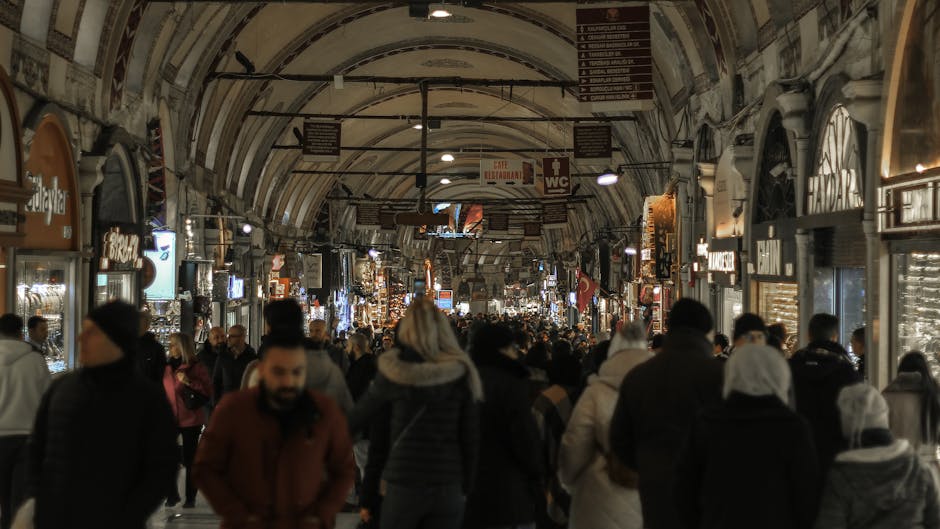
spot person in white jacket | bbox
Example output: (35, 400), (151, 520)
(0, 314), (50, 529)
(558, 322), (650, 529)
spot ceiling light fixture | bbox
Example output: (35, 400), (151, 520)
(441, 153), (455, 162)
(430, 3), (452, 18)
(413, 123), (423, 130)
(440, 178), (452, 185)
(597, 168), (619, 186)
(242, 223), (253, 234)
(916, 163), (927, 174)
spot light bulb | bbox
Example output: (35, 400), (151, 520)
(440, 178), (452, 185)
(916, 163), (927, 174)
(413, 124), (423, 130)
(441, 153), (455, 162)
(242, 223), (253, 234)
(430, 8), (452, 18)
(597, 170), (619, 186)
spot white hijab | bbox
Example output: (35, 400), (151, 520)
(723, 344), (792, 405)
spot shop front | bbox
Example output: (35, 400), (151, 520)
(638, 194), (677, 335)
(706, 237), (743, 339)
(15, 112), (81, 372)
(802, 103), (867, 346)
(749, 221), (799, 349)
(92, 143), (143, 306)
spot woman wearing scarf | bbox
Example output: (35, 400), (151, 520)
(348, 297), (483, 529)
(162, 332), (212, 508)
(675, 344), (819, 529)
(815, 383), (940, 529)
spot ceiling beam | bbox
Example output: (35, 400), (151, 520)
(249, 111), (636, 123)
(209, 72), (577, 88)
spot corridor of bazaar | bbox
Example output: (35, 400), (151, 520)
(1, 1), (940, 528)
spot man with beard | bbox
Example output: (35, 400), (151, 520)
(194, 332), (355, 528)
(197, 327), (225, 382)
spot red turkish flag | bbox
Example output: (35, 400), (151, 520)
(576, 269), (599, 312)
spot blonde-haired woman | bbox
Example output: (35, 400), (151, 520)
(349, 297), (483, 529)
(162, 333), (212, 508)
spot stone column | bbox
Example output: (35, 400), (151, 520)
(729, 143), (754, 311)
(777, 90), (813, 343)
(672, 145), (695, 300)
(843, 79), (886, 387)
(78, 156), (106, 315)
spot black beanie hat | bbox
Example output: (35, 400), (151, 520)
(667, 298), (714, 335)
(733, 313), (767, 341)
(86, 301), (140, 358)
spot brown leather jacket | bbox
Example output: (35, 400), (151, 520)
(193, 387), (355, 529)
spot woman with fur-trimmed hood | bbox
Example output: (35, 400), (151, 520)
(349, 297), (483, 529)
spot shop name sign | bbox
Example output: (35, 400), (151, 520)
(100, 227), (143, 270)
(755, 239), (781, 276)
(24, 172), (67, 225)
(807, 169), (863, 215)
(707, 250), (736, 273)
(880, 177), (940, 233)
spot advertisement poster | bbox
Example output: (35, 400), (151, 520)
(143, 230), (177, 300)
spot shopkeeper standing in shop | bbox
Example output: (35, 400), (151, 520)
(25, 316), (48, 356)
(212, 325), (257, 403)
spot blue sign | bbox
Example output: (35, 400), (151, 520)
(144, 231), (176, 300)
(437, 290), (454, 310)
(229, 276), (245, 300)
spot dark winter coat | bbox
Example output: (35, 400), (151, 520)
(197, 341), (222, 382)
(27, 359), (178, 529)
(675, 394), (820, 529)
(789, 341), (862, 475)
(137, 332), (167, 384)
(346, 353), (378, 402)
(815, 440), (940, 529)
(609, 328), (724, 529)
(194, 387), (355, 529)
(348, 347), (480, 493)
(464, 349), (542, 529)
(213, 345), (259, 403)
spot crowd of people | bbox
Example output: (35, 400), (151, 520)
(0, 296), (938, 529)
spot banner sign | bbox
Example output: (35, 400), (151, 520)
(542, 157), (572, 196)
(542, 202), (568, 227)
(574, 125), (612, 160)
(303, 120), (341, 162)
(480, 159), (536, 186)
(576, 5), (654, 104)
(302, 253), (323, 289)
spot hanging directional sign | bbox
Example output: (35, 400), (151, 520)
(576, 5), (654, 106)
(543, 202), (569, 227)
(542, 157), (571, 196)
(480, 159), (536, 186)
(303, 119), (341, 162)
(574, 124), (612, 161)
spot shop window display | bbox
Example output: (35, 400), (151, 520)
(896, 252), (940, 377)
(756, 282), (799, 350)
(15, 258), (71, 373)
(813, 267), (866, 346)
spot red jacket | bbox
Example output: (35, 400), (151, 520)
(193, 388), (355, 529)
(162, 361), (213, 428)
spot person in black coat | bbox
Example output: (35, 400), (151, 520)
(675, 344), (819, 529)
(212, 325), (258, 404)
(464, 323), (542, 529)
(609, 299), (723, 529)
(23, 301), (178, 529)
(137, 310), (167, 385)
(346, 333), (378, 403)
(197, 326), (226, 380)
(789, 313), (862, 476)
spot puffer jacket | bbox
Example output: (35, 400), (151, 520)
(558, 346), (649, 529)
(348, 347), (480, 493)
(815, 440), (940, 529)
(0, 338), (50, 436)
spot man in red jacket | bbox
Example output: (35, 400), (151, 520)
(194, 332), (355, 529)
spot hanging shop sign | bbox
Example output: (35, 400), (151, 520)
(143, 230), (177, 300)
(574, 124), (612, 161)
(229, 275), (245, 300)
(303, 120), (341, 162)
(269, 277), (291, 300)
(542, 202), (568, 227)
(879, 172), (940, 234)
(0, 66), (28, 246)
(302, 253), (323, 289)
(437, 289), (454, 310)
(99, 226), (143, 271)
(480, 159), (536, 186)
(576, 5), (654, 106)
(23, 114), (80, 251)
(806, 106), (863, 217)
(356, 204), (381, 229)
(749, 222), (797, 281)
(146, 119), (167, 223)
(707, 237), (740, 287)
(271, 253), (286, 272)
(542, 157), (571, 196)
(641, 195), (676, 280)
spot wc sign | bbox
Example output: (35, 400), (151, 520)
(542, 157), (571, 196)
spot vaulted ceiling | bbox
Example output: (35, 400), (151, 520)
(11, 0), (811, 257)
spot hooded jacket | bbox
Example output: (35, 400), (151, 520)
(815, 440), (940, 529)
(348, 347), (480, 493)
(464, 347), (542, 529)
(0, 338), (50, 436)
(303, 341), (353, 413)
(789, 341), (862, 474)
(558, 344), (650, 529)
(608, 328), (724, 529)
